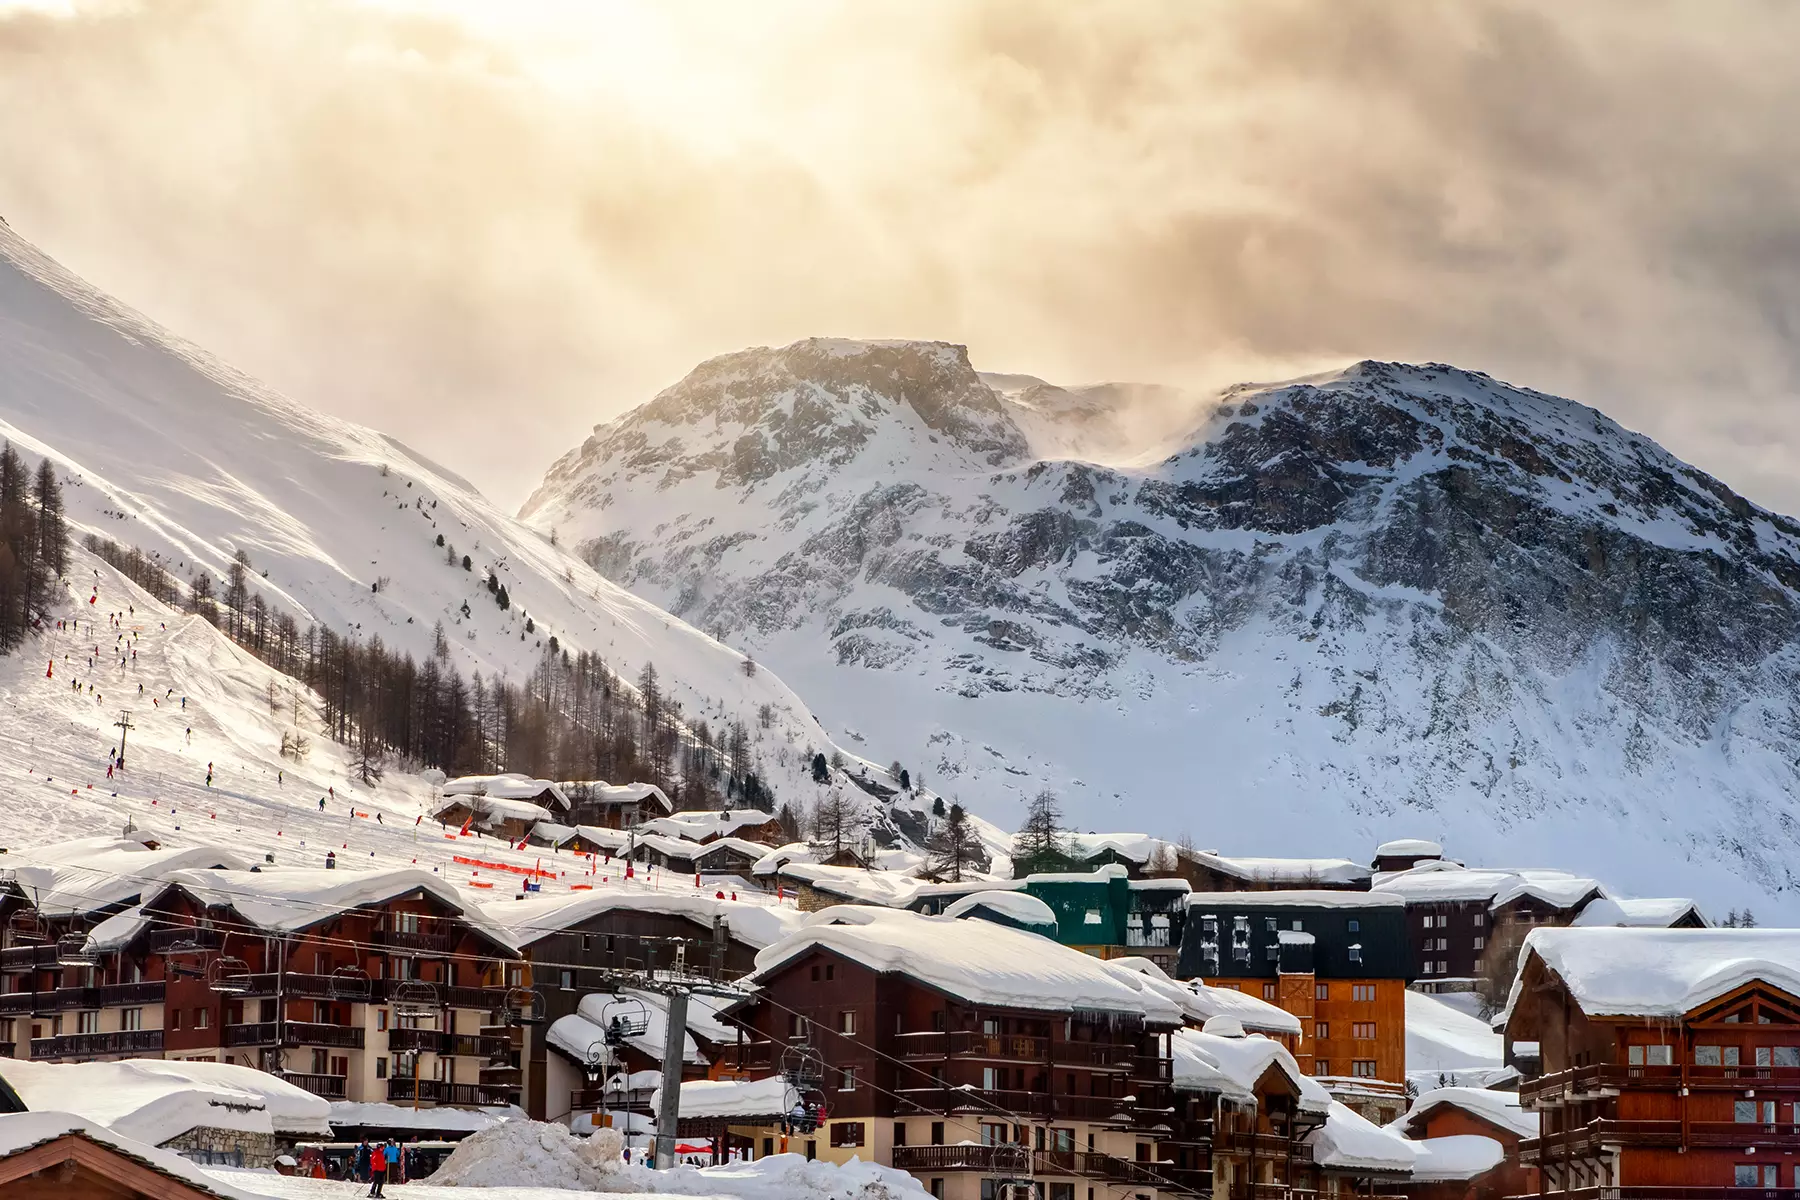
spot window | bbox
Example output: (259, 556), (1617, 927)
(1292, 920), (1304, 931)
(0, 1019), (10, 1043)
(830, 1122), (865, 1148)
(1314, 1061), (1331, 1076)
(121, 1008), (141, 1032)
(1353, 984), (1376, 1002)
(76, 1011), (99, 1034)
(170, 1010), (182, 1031)
(983, 1067), (999, 1090)
(1473, 936), (1486, 950)
(1736, 1165), (1778, 1187)
(1048, 1128), (1074, 1153)
(1776, 1047), (1800, 1067)
(1352, 1060), (1378, 1077)
(1474, 913), (1485, 927)
(194, 1008), (210, 1030)
(825, 964), (834, 981)
(1266, 945), (1280, 961)
(1348, 944), (1363, 964)
(1266, 918), (1278, 932)
(983, 1017), (999, 1036)
(980, 1123), (1007, 1146)
(1347, 919), (1360, 933)
(377, 1008), (390, 1032)
(893, 1123), (906, 1147)
(839, 1067), (857, 1091)
(1315, 983), (1330, 1001)
(582, 934), (592, 952)
(376, 1057), (388, 1079)
(1315, 1022), (1329, 1040)
(1421, 961), (1434, 975)
(1084, 910), (1103, 926)
(789, 1014), (808, 1038)
(810, 964), (820, 981)
(840, 1010), (856, 1035)
(559, 970), (574, 990)
(1353, 1023), (1377, 1040)
(1435, 961), (1447, 975)
(1628, 1045), (1673, 1066)
(1262, 983), (1277, 1001)
(1049, 1185), (1074, 1200)
(930, 1122), (945, 1146)
(1735, 1100), (1776, 1123)
(929, 1182), (944, 1200)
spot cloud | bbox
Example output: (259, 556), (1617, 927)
(2, 0), (1799, 511)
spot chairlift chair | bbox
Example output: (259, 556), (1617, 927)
(599, 997), (649, 1050)
(504, 986), (544, 1026)
(7, 908), (46, 946)
(55, 931), (97, 969)
(328, 965), (372, 1002)
(208, 956), (252, 995)
(390, 979), (440, 1018)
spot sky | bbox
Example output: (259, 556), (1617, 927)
(2, 0), (1800, 513)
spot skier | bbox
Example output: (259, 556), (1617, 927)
(326, 850), (338, 870)
(319, 797), (327, 812)
(367, 1139), (387, 1197)
(205, 763), (213, 788)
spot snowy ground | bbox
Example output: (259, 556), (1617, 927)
(208, 1173), (693, 1200)
(1404, 990), (1511, 1089)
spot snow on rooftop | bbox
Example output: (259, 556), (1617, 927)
(1186, 889), (1404, 909)
(1405, 990), (1505, 1080)
(1571, 896), (1706, 928)
(547, 989), (737, 1067)
(326, 1101), (511, 1133)
(562, 781), (673, 811)
(1186, 850), (1371, 886)
(0, 1057), (332, 1146)
(1407, 1134), (1506, 1182)
(1103, 958), (1301, 1036)
(651, 1076), (795, 1120)
(0, 1112), (270, 1200)
(942, 889), (1057, 929)
(638, 810), (776, 842)
(1277, 929), (1315, 945)
(1056, 832), (1164, 864)
(477, 887), (803, 951)
(440, 794), (554, 827)
(753, 906), (1184, 1022)
(1375, 839), (1443, 858)
(1373, 863), (1602, 910)
(1172, 1026), (1331, 1113)
(1394, 1087), (1538, 1140)
(0, 837), (249, 918)
(441, 773), (570, 811)
(1308, 1100), (1417, 1174)
(1507, 927), (1800, 1018)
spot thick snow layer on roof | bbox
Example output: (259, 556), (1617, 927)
(441, 773), (570, 810)
(1405, 990), (1504, 1076)
(652, 1076), (796, 1120)
(0, 1057), (331, 1145)
(767, 862), (927, 905)
(440, 794), (554, 827)
(1376, 839), (1443, 858)
(1572, 896), (1706, 927)
(1396, 1087), (1538, 1139)
(1508, 927), (1800, 1018)
(639, 810), (776, 841)
(943, 889), (1057, 929)
(1172, 1027), (1331, 1112)
(2, 837), (249, 917)
(1277, 929), (1315, 945)
(1187, 850), (1371, 886)
(0, 1113), (270, 1200)
(754, 906), (1184, 1021)
(562, 781), (673, 812)
(1373, 862), (1602, 910)
(1102, 958), (1300, 1035)
(1309, 1101), (1417, 1173)
(547, 989), (737, 1067)
(1187, 889), (1404, 910)
(1024, 862), (1130, 884)
(150, 866), (512, 946)
(84, 902), (152, 953)
(326, 1101), (510, 1133)
(1058, 832), (1162, 864)
(1407, 1134), (1506, 1182)
(478, 886), (803, 951)
(540, 824), (633, 851)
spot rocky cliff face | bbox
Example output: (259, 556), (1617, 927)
(523, 341), (1800, 915)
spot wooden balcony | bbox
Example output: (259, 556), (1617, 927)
(1215, 1129), (1315, 1162)
(891, 1030), (1135, 1068)
(385, 1028), (510, 1058)
(371, 928), (453, 955)
(890, 1144), (1170, 1185)
(147, 927), (221, 954)
(1522, 1121), (1800, 1162)
(282, 1072), (348, 1100)
(223, 1021), (364, 1049)
(386, 1077), (515, 1106)
(0, 982), (163, 1015)
(1524, 1065), (1800, 1108)
(29, 1028), (164, 1059)
(0, 945), (57, 971)
(893, 1085), (1146, 1124)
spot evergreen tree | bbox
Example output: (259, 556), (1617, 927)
(927, 803), (981, 882)
(33, 458), (65, 581)
(1013, 789), (1068, 876)
(811, 752), (830, 783)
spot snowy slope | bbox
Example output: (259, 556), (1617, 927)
(0, 222), (882, 809)
(522, 338), (1800, 916)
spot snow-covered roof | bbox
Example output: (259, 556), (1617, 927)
(0, 837), (248, 918)
(1404, 990), (1504, 1078)
(637, 809), (777, 842)
(441, 773), (570, 811)
(1277, 929), (1315, 945)
(1375, 839), (1443, 858)
(1407, 1135), (1506, 1182)
(1373, 862), (1602, 910)
(1187, 890), (1404, 910)
(1186, 850), (1371, 887)
(546, 989), (737, 1067)
(760, 862), (926, 906)
(1394, 1087), (1538, 1140)
(1103, 958), (1301, 1037)
(537, 824), (633, 852)
(1308, 1101), (1417, 1174)
(147, 866), (515, 951)
(477, 888), (804, 951)
(0, 1058), (332, 1145)
(752, 906), (1185, 1022)
(1057, 832), (1163, 865)
(651, 1076), (796, 1120)
(0, 1112), (269, 1200)
(1571, 896), (1706, 928)
(1171, 1026), (1331, 1113)
(560, 781), (673, 813)
(327, 1101), (510, 1133)
(942, 890), (1058, 930)
(439, 795), (553, 827)
(1507, 927), (1800, 1019)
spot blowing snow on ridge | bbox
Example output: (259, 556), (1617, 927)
(523, 338), (1800, 917)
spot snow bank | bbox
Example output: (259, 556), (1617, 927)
(1405, 990), (1506, 1082)
(1308, 1101), (1417, 1173)
(1408, 1134), (1506, 1181)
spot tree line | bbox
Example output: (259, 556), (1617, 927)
(82, 533), (770, 810)
(0, 443), (67, 655)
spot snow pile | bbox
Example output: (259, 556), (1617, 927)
(1307, 1101), (1417, 1173)
(1171, 1026), (1331, 1113)
(1572, 896), (1706, 927)
(1508, 927), (1800, 1018)
(1408, 1134), (1506, 1182)
(0, 1057), (331, 1145)
(1404, 990), (1512, 1089)
(652, 1076), (795, 1120)
(942, 889), (1057, 930)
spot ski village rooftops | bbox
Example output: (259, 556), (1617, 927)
(636, 808), (783, 845)
(439, 772), (571, 811)
(1502, 926), (1800, 1019)
(939, 888), (1057, 933)
(0, 836), (249, 917)
(478, 887), (805, 953)
(1392, 1086), (1539, 1140)
(1372, 861), (1605, 909)
(1180, 851), (1373, 891)
(1570, 896), (1709, 927)
(0, 1057), (332, 1146)
(1308, 1099), (1415, 1173)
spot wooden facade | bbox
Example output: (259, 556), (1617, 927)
(1507, 953), (1800, 1200)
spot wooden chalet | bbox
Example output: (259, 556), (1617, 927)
(558, 782), (673, 831)
(1505, 928), (1800, 1200)
(0, 1116), (251, 1200)
(637, 809), (786, 848)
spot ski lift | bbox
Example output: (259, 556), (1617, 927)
(989, 1143), (1034, 1200)
(504, 986), (544, 1026)
(780, 1040), (826, 1092)
(599, 997), (649, 1050)
(208, 956), (252, 995)
(328, 965), (371, 1002)
(390, 979), (440, 1018)
(7, 908), (46, 946)
(55, 930), (97, 969)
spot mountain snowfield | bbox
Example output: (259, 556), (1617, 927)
(523, 338), (1800, 919)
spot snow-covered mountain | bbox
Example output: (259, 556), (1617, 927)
(522, 338), (1800, 917)
(0, 223), (898, 814)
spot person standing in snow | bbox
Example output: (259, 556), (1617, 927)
(353, 1141), (370, 1183)
(367, 1140), (387, 1197)
(319, 796), (327, 812)
(205, 763), (213, 787)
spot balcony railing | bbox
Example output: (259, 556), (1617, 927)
(1524, 1065), (1800, 1107)
(147, 927), (222, 954)
(0, 945), (58, 971)
(29, 1028), (164, 1059)
(891, 1030), (1135, 1068)
(1215, 1129), (1315, 1161)
(890, 1145), (1170, 1185)
(1505, 1190), (1800, 1200)
(385, 1028), (510, 1057)
(1522, 1121), (1800, 1161)
(372, 928), (453, 955)
(387, 1077), (515, 1106)
(282, 1072), (348, 1100)
(892, 1086), (1145, 1124)
(222, 1021), (364, 1049)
